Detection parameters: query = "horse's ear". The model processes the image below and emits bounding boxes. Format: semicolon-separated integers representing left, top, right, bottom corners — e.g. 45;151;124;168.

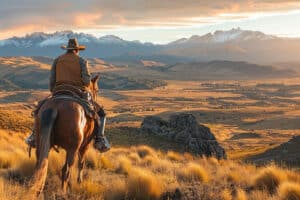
91;74;100;83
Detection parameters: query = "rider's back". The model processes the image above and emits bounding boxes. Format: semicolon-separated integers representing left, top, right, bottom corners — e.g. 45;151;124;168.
55;53;85;88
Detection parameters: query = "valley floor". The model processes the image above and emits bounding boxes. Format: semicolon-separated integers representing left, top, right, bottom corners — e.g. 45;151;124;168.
0;78;300;199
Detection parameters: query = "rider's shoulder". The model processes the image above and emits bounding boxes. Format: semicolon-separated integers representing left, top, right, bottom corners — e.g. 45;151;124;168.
79;56;88;64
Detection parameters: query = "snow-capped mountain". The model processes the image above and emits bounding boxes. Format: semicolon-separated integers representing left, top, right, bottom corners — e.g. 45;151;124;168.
0;28;299;64
0;30;159;58
0;31;128;48
170;28;277;45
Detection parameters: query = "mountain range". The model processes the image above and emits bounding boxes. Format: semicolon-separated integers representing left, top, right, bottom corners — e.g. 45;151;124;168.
0;28;300;64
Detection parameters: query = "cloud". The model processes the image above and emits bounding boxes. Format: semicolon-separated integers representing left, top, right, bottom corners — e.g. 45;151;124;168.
0;0;300;38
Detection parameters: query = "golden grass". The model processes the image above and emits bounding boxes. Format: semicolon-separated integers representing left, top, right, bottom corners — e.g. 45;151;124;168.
116;156;132;174
73;180;105;199
128;152;141;163
100;155;114;169
136;145;155;158
278;182;300;200
0;127;299;200
176;162;209;182
166;151;183;161
0;153;14;169
253;165;288;194
0;178;26;200
236;188;248;200
140;155;159;167
12;158;36;178
127;167;163;200
222;189;232;200
104;179;127;200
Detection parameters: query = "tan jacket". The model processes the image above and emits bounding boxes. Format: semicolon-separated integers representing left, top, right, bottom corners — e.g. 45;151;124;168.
49;53;91;91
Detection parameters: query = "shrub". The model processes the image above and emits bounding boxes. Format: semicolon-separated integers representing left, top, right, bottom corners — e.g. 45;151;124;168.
104;179;127;200
177;163;209;182
11;158;35;179
128;152;141;163
100;156;113;169
253;165;287;194
140;155;158;167
116;156;132;174
167;151;182;162
0;153;13;169
278;182;300;200
127;168;163;199
222;189;232;200
136;145;155;158
236;188;248;200
73;180;105;198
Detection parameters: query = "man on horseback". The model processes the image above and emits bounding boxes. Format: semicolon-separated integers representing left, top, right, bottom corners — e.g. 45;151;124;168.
25;38;110;153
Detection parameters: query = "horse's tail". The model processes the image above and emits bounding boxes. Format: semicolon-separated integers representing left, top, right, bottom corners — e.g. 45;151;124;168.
28;108;57;198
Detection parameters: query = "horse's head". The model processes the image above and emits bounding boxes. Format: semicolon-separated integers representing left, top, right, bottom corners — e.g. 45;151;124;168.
90;74;100;101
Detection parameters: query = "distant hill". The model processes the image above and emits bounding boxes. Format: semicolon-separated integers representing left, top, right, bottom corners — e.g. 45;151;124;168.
0;56;166;91
249;135;300;166
1;29;300;64
151;60;295;80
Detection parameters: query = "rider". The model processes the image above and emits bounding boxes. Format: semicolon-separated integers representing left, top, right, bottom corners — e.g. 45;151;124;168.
25;38;110;152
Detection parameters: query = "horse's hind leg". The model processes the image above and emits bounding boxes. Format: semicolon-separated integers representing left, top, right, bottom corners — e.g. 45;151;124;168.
77;145;89;184
61;149;77;193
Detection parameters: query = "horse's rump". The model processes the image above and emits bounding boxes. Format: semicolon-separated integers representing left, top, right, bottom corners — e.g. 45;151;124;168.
37;98;94;149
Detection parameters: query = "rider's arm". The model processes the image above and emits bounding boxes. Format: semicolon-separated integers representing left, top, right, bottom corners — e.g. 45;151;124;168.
79;57;91;86
49;58;58;92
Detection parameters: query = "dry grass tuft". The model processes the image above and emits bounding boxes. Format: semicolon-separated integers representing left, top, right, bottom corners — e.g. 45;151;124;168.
222;189;232;200
140;155;159;167
73;180;105;198
128;152;141;163
0;178;25;200
100;155;114;169
127;167;163;200
104;179;127;200
183;152;194;161
85;149;101;169
278;181;300;200
177;162;209;183
0;153;13;169
227;171;241;184
253;165;287;194
208;157;220;166
247;190;271;200
236;188;248;200
151;159;172;173
116;156;132;174
167;151;183;161
12;158;35;179
136;145;155;158
48;151;65;175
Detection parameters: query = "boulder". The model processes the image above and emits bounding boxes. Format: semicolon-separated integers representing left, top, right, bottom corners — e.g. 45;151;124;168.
140;113;226;159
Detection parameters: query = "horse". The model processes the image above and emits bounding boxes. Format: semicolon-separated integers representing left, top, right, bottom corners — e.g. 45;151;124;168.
28;75;100;197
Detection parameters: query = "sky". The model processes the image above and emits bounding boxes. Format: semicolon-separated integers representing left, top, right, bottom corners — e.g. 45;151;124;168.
1;0;300;44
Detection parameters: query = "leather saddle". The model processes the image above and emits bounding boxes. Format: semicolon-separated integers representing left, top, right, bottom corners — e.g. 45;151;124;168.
33;84;96;118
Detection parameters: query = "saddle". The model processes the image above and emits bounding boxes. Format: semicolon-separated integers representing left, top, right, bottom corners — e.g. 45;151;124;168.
33;84;96;118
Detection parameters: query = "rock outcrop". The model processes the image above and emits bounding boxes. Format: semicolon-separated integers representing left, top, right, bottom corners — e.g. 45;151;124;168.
140;113;226;159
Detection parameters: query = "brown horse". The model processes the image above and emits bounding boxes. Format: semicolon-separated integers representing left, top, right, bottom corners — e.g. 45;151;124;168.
29;75;100;196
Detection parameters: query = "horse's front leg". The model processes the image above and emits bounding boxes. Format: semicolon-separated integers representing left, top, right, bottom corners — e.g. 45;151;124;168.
77;145;89;184
62;149;77;193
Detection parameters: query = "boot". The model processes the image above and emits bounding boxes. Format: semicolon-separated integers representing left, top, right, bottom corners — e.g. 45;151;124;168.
93;116;110;152
25;130;36;148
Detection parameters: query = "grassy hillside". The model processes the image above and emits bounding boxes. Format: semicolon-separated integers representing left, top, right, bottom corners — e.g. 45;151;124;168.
0;57;167;91
0;109;299;200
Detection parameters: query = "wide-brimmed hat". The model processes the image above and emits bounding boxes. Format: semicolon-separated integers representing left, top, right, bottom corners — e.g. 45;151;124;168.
61;38;86;50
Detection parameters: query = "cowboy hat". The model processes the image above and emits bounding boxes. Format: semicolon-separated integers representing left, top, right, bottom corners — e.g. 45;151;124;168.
61;38;86;50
